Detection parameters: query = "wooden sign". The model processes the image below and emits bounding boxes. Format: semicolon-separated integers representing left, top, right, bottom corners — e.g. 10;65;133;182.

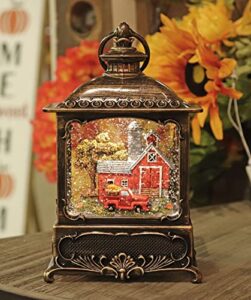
0;0;45;237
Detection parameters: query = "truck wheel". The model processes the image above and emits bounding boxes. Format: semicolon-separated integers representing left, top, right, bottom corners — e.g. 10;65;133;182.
135;206;142;213
108;204;115;212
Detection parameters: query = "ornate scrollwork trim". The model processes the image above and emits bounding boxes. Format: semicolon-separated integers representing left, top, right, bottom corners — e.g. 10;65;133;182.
163;119;184;140
62;119;182;222
62;119;85;139
62;198;86;221
44;254;202;283
44;232;202;283
57;231;188;263
56;231;189;280
58;95;181;110
56;252;191;281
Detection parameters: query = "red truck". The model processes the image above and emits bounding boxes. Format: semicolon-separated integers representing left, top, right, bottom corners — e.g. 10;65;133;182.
100;188;151;212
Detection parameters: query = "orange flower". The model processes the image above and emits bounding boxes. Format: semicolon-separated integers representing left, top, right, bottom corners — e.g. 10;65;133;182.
181;0;236;46
191;42;243;143
143;14;242;144
33;41;103;182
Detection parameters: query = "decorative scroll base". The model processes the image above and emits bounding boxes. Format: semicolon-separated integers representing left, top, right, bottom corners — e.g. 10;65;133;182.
44;229;202;284
44;255;202;284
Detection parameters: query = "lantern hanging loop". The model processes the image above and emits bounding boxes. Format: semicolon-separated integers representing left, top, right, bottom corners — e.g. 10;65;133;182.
98;22;150;72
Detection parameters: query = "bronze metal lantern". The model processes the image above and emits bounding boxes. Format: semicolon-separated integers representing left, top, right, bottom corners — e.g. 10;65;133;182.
43;22;202;283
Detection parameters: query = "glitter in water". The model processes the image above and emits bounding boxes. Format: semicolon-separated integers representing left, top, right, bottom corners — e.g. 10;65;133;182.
65;118;181;218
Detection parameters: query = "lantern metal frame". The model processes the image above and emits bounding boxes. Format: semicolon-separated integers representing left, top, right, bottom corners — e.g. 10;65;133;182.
43;23;202;283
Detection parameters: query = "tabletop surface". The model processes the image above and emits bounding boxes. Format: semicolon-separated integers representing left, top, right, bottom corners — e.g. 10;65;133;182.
0;200;250;300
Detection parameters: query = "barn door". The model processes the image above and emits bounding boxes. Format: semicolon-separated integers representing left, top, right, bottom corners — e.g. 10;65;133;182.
141;167;161;197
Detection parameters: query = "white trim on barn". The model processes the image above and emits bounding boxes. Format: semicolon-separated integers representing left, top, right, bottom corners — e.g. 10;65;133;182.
130;143;173;171
159;166;163;197
107;178;115;184
147;152;157;162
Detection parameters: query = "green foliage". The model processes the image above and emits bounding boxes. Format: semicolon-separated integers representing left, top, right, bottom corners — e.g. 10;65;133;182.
190;130;217;167
190;130;223;206
234;37;251;77
189;71;251;206
190;71;251;205
217;75;251;131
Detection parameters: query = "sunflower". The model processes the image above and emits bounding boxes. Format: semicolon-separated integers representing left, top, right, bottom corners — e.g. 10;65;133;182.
181;0;235;47
142;12;242;144
181;0;251;49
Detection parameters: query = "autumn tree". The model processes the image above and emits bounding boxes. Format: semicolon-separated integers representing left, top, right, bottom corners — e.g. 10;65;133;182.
75;132;128;190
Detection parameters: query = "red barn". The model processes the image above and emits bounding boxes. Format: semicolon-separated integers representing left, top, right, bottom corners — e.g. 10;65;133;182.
97;136;172;199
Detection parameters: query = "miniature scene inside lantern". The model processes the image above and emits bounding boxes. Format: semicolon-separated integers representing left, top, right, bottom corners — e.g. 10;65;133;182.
66;118;181;218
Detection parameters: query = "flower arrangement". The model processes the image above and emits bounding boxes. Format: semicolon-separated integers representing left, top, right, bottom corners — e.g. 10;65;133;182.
141;0;251;144
139;0;251;204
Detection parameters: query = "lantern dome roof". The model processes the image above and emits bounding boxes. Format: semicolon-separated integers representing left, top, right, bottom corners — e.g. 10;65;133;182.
47;74;201;112
44;23;201;114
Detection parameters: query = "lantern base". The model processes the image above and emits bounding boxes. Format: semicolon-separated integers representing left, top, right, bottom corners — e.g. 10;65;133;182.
44;256;202;283
43;226;202;284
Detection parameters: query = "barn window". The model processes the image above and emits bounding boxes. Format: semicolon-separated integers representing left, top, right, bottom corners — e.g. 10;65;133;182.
121;179;128;187
148;152;157;162
107;179;114;185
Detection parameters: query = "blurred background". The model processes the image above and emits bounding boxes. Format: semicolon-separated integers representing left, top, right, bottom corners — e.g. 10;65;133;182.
0;0;250;238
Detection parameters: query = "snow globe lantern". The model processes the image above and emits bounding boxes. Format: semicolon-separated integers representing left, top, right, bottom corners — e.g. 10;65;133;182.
43;23;202;283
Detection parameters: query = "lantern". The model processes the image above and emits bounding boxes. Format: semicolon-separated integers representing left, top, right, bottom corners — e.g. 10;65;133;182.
43;23;202;283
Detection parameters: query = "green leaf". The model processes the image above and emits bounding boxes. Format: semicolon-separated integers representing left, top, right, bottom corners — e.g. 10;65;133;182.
190;130;217;167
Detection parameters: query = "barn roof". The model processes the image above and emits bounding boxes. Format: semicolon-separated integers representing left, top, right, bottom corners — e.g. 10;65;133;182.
96;143;174;174
130;143;174;170
96;160;133;174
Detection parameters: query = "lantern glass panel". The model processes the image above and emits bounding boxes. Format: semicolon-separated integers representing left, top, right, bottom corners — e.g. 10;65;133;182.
65;118;181;218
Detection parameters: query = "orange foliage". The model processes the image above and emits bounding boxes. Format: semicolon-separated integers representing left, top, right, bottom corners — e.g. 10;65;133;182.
32;41;103;182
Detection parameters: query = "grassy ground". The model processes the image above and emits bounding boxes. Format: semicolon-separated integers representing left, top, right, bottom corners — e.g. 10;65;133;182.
69;196;178;218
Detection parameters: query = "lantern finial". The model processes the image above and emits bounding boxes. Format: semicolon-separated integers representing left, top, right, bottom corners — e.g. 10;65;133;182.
113;22;134;48
115;22;132;37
